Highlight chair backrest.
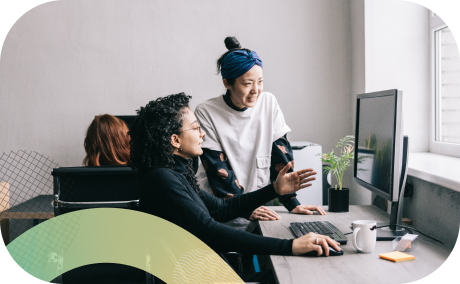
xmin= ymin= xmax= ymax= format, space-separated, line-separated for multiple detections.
xmin=52 ymin=165 xmax=139 ymax=216
xmin=52 ymin=166 xmax=154 ymax=284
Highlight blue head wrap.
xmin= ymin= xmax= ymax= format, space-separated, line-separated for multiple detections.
xmin=220 ymin=50 xmax=263 ymax=80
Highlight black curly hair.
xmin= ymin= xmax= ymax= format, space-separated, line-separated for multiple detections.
xmin=129 ymin=93 xmax=200 ymax=192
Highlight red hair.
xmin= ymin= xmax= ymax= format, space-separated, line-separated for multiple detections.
xmin=83 ymin=114 xmax=130 ymax=166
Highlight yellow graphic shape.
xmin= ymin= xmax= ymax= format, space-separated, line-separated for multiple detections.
xmin=6 ymin=208 xmax=244 ymax=283
xmin=173 ymin=249 xmax=241 ymax=284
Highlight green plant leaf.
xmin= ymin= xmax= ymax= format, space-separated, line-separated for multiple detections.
xmin=320 ymin=135 xmax=355 ymax=189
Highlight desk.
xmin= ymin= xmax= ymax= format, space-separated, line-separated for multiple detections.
xmin=0 ymin=195 xmax=54 ymax=245
xmin=259 ymin=205 xmax=450 ymax=284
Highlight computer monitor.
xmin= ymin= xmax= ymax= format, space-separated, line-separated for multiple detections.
xmin=115 ymin=115 xmax=136 ymax=130
xmin=353 ymin=89 xmax=410 ymax=240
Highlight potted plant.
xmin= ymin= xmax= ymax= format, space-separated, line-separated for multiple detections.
xmin=318 ymin=135 xmax=355 ymax=212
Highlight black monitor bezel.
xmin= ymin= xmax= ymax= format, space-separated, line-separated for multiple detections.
xmin=353 ymin=89 xmax=402 ymax=202
xmin=115 ymin=115 xmax=136 ymax=129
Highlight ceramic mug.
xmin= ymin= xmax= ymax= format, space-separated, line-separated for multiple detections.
xmin=352 ymin=220 xmax=377 ymax=253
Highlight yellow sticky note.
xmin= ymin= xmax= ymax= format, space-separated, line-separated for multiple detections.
xmin=379 ymin=251 xmax=415 ymax=262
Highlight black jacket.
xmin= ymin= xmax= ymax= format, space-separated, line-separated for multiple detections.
xmin=139 ymin=154 xmax=293 ymax=255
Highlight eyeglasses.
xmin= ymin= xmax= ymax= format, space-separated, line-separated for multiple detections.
xmin=178 ymin=125 xmax=202 ymax=134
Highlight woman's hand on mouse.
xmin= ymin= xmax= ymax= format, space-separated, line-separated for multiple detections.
xmin=248 ymin=206 xmax=281 ymax=221
xmin=273 ymin=162 xmax=316 ymax=195
xmin=292 ymin=232 xmax=341 ymax=256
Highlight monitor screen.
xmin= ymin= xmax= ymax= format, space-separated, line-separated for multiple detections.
xmin=355 ymin=92 xmax=398 ymax=198
xmin=115 ymin=115 xmax=136 ymax=130
xmin=356 ymin=96 xmax=395 ymax=194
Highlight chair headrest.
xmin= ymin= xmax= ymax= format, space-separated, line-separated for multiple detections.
xmin=52 ymin=165 xmax=135 ymax=176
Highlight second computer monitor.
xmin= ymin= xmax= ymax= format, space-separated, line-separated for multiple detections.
xmin=115 ymin=115 xmax=136 ymax=130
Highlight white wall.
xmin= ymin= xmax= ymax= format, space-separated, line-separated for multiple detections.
xmin=349 ymin=0 xmax=430 ymax=205
xmin=349 ymin=0 xmax=372 ymax=205
xmin=0 ymin=0 xmax=352 ymax=169
xmin=0 ymin=0 xmax=431 ymax=206
xmin=365 ymin=0 xmax=430 ymax=151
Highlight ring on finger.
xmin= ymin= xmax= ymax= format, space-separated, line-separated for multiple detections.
xmin=315 ymin=238 xmax=319 ymax=245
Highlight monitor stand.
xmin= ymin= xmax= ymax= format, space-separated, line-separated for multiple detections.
xmin=376 ymin=223 xmax=412 ymax=241
xmin=377 ymin=136 xmax=411 ymax=241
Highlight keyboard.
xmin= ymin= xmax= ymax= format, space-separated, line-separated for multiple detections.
xmin=290 ymin=221 xmax=348 ymax=245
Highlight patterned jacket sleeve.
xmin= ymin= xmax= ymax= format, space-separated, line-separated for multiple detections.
xmin=200 ymin=148 xmax=244 ymax=198
xmin=270 ymin=134 xmax=301 ymax=211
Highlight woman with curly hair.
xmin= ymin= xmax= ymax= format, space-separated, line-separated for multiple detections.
xmin=83 ymin=114 xmax=130 ymax=166
xmin=129 ymin=93 xmax=341 ymax=282
xmin=195 ymin=37 xmax=325 ymax=232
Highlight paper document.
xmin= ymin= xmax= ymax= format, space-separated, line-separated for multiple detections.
xmin=394 ymin=234 xmax=418 ymax=251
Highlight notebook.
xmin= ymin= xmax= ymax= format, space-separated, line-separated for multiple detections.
xmin=379 ymin=251 xmax=415 ymax=262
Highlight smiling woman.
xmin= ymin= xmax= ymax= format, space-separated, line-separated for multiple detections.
xmin=195 ymin=37 xmax=326 ymax=231
xmin=170 ymin=109 xmax=206 ymax=160
xmin=128 ymin=93 xmax=339 ymax=283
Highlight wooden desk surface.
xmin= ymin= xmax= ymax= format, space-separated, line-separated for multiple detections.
xmin=0 ymin=195 xmax=54 ymax=219
xmin=1 ymin=195 xmax=54 ymax=245
xmin=259 ymin=205 xmax=451 ymax=284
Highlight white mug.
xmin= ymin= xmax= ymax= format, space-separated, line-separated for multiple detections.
xmin=352 ymin=220 xmax=377 ymax=253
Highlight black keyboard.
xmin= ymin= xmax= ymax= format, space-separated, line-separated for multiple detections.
xmin=290 ymin=221 xmax=348 ymax=245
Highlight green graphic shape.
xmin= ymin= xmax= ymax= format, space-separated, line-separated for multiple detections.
xmin=6 ymin=208 xmax=244 ymax=283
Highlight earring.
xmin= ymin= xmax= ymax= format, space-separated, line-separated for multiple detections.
xmin=177 ymin=147 xmax=182 ymax=152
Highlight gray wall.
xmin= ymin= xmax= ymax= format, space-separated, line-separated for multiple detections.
xmin=0 ymin=0 xmax=353 ymax=244
xmin=402 ymin=176 xmax=460 ymax=250
xmin=0 ymin=0 xmax=352 ymax=169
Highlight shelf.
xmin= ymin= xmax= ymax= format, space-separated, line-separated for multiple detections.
xmin=408 ymin=152 xmax=460 ymax=192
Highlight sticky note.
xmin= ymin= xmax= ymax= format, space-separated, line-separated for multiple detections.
xmin=379 ymin=251 xmax=415 ymax=262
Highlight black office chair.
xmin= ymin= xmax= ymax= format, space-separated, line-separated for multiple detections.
xmin=52 ymin=165 xmax=155 ymax=284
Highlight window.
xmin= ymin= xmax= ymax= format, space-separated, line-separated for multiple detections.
xmin=430 ymin=14 xmax=460 ymax=157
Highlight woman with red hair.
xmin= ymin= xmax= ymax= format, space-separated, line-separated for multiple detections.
xmin=83 ymin=114 xmax=130 ymax=166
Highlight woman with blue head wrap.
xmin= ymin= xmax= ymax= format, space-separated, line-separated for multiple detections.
xmin=195 ymin=37 xmax=326 ymax=233
xmin=217 ymin=37 xmax=263 ymax=109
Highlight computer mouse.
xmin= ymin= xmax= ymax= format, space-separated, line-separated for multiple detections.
xmin=304 ymin=246 xmax=344 ymax=257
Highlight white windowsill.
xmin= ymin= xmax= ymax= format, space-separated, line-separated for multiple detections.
xmin=408 ymin=152 xmax=460 ymax=192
